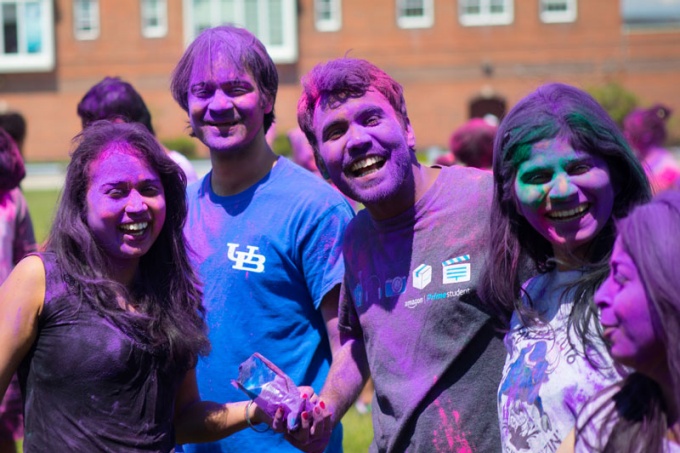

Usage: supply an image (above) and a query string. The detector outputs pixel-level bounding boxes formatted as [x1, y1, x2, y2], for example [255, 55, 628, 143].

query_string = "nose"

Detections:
[209, 89, 234, 112]
[346, 124, 371, 152]
[125, 190, 148, 214]
[548, 172, 577, 201]
[594, 280, 610, 311]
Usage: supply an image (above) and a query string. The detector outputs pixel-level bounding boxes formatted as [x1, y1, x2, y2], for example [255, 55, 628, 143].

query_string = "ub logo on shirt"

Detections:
[226, 243, 266, 273]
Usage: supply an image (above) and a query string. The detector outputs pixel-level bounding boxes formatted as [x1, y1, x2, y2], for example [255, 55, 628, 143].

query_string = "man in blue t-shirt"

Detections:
[169, 26, 353, 453]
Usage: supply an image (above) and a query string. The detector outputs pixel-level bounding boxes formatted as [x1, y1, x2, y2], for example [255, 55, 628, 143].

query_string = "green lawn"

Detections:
[23, 188, 61, 244]
[342, 405, 374, 452]
[21, 188, 374, 452]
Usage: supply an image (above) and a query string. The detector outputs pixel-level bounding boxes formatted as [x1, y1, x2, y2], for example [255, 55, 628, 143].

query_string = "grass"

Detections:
[20, 187, 374, 452]
[23, 188, 60, 244]
[342, 405, 374, 453]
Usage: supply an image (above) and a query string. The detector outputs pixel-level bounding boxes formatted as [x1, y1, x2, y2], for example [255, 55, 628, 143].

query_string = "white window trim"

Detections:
[73, 0, 100, 40]
[0, 0, 55, 73]
[397, 0, 434, 29]
[141, 0, 168, 38]
[539, 0, 576, 23]
[182, 0, 298, 64]
[459, 0, 514, 27]
[315, 0, 341, 32]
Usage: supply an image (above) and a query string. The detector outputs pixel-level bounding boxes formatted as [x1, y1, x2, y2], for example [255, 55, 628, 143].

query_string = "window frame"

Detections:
[182, 0, 298, 64]
[73, 0, 100, 41]
[141, 0, 168, 38]
[314, 0, 341, 32]
[458, 0, 514, 27]
[396, 0, 434, 29]
[0, 0, 55, 73]
[539, 0, 577, 24]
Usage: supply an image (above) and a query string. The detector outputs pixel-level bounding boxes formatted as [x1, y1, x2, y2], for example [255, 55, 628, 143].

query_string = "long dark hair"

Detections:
[46, 121, 209, 372]
[579, 191, 680, 452]
[479, 83, 651, 349]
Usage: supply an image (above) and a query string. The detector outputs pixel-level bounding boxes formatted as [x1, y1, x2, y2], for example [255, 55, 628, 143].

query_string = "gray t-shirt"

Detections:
[339, 165, 505, 452]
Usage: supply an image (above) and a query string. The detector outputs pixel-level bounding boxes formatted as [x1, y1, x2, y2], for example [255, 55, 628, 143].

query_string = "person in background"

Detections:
[623, 104, 680, 194]
[0, 112, 27, 157]
[479, 82, 651, 452]
[446, 117, 497, 170]
[556, 191, 680, 452]
[77, 76, 199, 184]
[0, 128, 36, 453]
[0, 121, 276, 452]
[170, 26, 353, 453]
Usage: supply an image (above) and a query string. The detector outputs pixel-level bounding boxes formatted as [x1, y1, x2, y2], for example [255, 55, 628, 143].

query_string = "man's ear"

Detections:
[405, 120, 416, 150]
[261, 95, 274, 114]
[314, 150, 331, 180]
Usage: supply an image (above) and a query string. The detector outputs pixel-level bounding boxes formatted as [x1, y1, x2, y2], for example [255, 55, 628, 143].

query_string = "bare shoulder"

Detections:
[0, 255, 46, 314]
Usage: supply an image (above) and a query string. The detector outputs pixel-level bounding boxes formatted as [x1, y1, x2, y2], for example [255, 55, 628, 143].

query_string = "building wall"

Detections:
[1, 0, 679, 161]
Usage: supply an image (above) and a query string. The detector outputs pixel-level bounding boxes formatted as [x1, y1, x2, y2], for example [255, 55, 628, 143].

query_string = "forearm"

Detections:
[174, 400, 262, 444]
[320, 336, 370, 426]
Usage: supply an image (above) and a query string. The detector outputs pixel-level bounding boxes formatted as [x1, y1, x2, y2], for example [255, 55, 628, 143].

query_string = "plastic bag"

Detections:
[232, 352, 312, 430]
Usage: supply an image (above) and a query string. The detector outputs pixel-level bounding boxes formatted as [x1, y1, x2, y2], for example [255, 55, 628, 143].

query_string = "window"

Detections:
[73, 0, 99, 40]
[397, 0, 433, 29]
[459, 0, 513, 26]
[314, 0, 341, 32]
[540, 0, 576, 23]
[183, 0, 297, 63]
[141, 0, 168, 38]
[622, 0, 680, 30]
[0, 0, 54, 73]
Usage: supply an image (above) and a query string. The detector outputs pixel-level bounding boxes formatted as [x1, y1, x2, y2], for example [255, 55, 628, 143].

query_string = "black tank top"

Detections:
[18, 252, 181, 452]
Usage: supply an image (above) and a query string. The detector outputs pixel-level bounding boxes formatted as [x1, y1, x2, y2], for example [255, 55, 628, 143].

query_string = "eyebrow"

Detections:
[321, 105, 384, 139]
[100, 177, 162, 187]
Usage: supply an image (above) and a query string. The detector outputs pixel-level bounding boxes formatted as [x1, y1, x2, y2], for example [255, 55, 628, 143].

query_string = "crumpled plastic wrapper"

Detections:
[232, 352, 312, 430]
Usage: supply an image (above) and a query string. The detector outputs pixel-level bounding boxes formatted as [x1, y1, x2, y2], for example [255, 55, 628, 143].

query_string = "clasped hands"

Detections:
[268, 386, 333, 453]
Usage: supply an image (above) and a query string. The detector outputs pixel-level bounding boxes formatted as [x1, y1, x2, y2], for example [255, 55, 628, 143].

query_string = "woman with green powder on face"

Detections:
[479, 83, 651, 452]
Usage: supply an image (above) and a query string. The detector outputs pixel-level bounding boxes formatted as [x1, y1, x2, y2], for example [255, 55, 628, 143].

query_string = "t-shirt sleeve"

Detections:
[574, 385, 620, 452]
[300, 201, 354, 309]
[12, 189, 37, 264]
[337, 273, 362, 338]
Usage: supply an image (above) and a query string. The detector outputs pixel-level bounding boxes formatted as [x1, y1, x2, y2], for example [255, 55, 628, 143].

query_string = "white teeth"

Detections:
[120, 222, 148, 233]
[548, 204, 588, 219]
[350, 156, 384, 173]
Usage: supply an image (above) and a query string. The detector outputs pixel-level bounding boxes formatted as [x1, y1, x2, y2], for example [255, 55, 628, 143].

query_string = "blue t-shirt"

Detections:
[181, 157, 353, 453]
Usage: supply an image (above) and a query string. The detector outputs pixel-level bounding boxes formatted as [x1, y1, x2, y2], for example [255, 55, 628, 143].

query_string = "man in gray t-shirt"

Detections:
[284, 57, 505, 452]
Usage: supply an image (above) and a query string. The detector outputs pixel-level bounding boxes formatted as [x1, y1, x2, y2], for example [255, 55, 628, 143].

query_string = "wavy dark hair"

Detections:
[170, 25, 278, 133]
[45, 121, 209, 371]
[479, 83, 651, 348]
[578, 190, 680, 452]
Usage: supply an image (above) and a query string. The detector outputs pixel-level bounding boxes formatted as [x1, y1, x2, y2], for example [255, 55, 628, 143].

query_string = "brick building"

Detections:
[1, 0, 679, 161]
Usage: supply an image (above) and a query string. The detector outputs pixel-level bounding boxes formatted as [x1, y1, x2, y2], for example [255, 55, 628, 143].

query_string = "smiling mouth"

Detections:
[347, 156, 386, 178]
[546, 203, 590, 221]
[119, 222, 149, 237]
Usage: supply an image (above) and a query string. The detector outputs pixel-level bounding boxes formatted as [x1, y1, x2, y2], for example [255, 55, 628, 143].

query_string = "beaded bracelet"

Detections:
[246, 400, 270, 433]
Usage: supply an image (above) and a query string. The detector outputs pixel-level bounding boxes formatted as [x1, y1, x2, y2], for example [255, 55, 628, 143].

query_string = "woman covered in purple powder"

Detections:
[0, 121, 274, 452]
[480, 82, 651, 452]
[554, 188, 680, 452]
